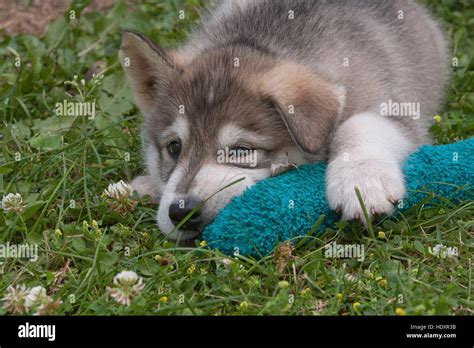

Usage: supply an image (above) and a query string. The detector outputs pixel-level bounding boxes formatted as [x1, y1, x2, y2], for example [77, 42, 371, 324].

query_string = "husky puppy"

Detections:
[120, 0, 450, 242]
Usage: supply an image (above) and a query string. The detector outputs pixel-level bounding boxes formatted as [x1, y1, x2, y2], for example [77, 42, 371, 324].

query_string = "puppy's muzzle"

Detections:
[168, 197, 202, 230]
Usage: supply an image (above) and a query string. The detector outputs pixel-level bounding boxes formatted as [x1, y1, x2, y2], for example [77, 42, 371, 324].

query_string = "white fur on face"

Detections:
[156, 166, 198, 241]
[189, 164, 271, 223]
[157, 162, 271, 241]
[156, 120, 309, 241]
[217, 123, 273, 149]
[145, 143, 161, 190]
[326, 112, 415, 222]
[188, 163, 271, 222]
[134, 117, 190, 205]
[162, 116, 189, 143]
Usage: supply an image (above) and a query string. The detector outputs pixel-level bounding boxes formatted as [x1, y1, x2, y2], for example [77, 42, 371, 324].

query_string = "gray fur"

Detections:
[182, 0, 450, 143]
[120, 0, 450, 240]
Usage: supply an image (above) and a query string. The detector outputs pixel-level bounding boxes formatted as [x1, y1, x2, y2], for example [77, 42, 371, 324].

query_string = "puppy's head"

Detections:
[120, 31, 343, 242]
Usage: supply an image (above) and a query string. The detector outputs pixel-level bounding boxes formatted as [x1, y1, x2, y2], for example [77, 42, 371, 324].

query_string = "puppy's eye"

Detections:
[231, 146, 252, 153]
[167, 140, 182, 158]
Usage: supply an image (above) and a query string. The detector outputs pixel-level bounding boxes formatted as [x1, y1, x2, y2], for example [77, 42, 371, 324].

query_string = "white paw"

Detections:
[130, 175, 160, 204]
[325, 158, 405, 222]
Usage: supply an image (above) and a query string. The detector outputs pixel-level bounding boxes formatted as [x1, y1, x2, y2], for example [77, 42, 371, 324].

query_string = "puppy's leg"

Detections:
[130, 175, 160, 204]
[326, 112, 416, 222]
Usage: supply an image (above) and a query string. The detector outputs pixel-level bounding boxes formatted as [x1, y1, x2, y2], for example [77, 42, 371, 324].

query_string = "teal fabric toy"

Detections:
[202, 138, 474, 257]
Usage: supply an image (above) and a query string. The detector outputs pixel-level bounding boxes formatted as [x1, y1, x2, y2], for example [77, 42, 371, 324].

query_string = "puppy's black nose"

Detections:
[168, 199, 202, 229]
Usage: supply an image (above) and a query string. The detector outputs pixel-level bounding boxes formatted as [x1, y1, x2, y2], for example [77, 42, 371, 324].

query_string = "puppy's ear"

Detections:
[259, 62, 344, 154]
[119, 30, 182, 116]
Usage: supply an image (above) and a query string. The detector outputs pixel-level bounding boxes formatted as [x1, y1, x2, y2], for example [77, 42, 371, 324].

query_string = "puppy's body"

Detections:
[121, 0, 450, 241]
[184, 0, 449, 135]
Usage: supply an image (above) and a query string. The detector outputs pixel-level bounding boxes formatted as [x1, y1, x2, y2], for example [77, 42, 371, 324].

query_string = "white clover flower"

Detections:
[428, 244, 458, 259]
[2, 284, 29, 314]
[5, 285, 61, 315]
[2, 193, 25, 214]
[222, 258, 232, 267]
[103, 180, 133, 200]
[106, 271, 145, 306]
[24, 286, 49, 310]
[92, 73, 104, 86]
[102, 180, 137, 216]
[113, 271, 142, 286]
[344, 273, 358, 282]
[33, 298, 62, 316]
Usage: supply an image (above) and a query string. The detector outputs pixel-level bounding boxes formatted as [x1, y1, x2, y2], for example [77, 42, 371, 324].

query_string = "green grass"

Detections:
[0, 0, 473, 315]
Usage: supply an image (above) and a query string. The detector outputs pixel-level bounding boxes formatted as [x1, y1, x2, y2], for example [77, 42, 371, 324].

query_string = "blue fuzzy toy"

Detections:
[202, 138, 474, 257]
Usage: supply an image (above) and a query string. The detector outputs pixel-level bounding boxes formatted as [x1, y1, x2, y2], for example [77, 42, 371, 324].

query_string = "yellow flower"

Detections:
[378, 231, 386, 239]
[154, 255, 162, 262]
[364, 270, 374, 279]
[92, 220, 99, 230]
[159, 296, 168, 304]
[187, 264, 196, 274]
[199, 240, 207, 247]
[433, 115, 441, 123]
[54, 228, 62, 236]
[163, 241, 174, 248]
[378, 278, 388, 287]
[299, 288, 312, 297]
[336, 293, 343, 301]
[239, 301, 249, 310]
[278, 280, 290, 289]
[353, 302, 361, 312]
[395, 307, 406, 316]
